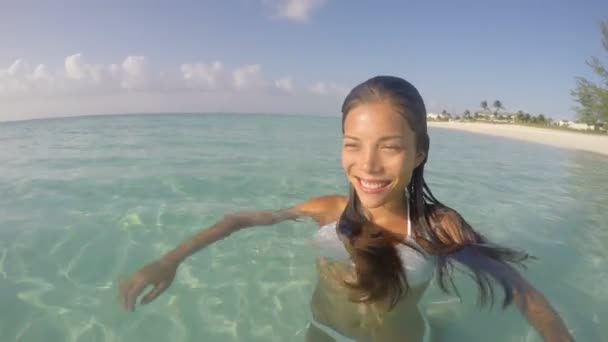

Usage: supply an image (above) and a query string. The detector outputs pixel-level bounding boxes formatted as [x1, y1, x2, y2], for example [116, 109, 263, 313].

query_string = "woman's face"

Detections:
[341, 101, 425, 211]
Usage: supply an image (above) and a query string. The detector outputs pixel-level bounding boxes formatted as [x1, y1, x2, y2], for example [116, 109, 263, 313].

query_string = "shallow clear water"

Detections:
[0, 113, 606, 341]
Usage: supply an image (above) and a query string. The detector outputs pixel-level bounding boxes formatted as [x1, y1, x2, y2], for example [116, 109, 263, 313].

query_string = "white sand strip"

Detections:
[428, 122, 608, 156]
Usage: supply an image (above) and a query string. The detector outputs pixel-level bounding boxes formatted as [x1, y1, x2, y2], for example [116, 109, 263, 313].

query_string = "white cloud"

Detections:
[271, 0, 326, 22]
[64, 54, 86, 80]
[8, 59, 26, 76]
[62, 53, 119, 88]
[32, 64, 51, 81]
[0, 54, 304, 99]
[119, 56, 150, 90]
[181, 61, 227, 89]
[233, 64, 266, 90]
[180, 62, 293, 94]
[310, 81, 347, 98]
[0, 54, 345, 121]
[63, 53, 155, 92]
[1, 54, 163, 98]
[274, 77, 294, 93]
[0, 60, 44, 98]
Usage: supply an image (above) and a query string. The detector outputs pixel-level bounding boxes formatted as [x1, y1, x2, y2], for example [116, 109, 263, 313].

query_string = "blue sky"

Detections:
[1, 0, 607, 122]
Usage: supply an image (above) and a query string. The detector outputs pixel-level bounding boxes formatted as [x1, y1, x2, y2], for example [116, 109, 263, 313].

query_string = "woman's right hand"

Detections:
[118, 258, 179, 312]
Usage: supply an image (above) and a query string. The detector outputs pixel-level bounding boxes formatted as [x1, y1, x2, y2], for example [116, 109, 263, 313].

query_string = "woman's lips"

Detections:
[356, 177, 391, 194]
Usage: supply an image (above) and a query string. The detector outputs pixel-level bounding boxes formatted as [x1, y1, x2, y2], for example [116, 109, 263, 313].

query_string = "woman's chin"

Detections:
[356, 195, 389, 209]
[354, 185, 404, 210]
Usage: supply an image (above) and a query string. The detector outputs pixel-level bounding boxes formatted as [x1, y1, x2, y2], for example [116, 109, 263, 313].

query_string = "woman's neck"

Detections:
[364, 196, 409, 225]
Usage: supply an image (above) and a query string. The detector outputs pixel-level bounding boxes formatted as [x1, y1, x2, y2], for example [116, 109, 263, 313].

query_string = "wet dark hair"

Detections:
[337, 75, 532, 310]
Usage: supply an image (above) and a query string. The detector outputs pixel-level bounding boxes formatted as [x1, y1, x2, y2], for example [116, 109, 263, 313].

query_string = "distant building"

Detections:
[476, 111, 493, 118]
[427, 112, 440, 120]
[557, 120, 593, 130]
[427, 112, 448, 120]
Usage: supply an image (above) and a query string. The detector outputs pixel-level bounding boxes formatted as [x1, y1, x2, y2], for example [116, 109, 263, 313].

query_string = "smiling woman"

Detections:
[118, 76, 575, 342]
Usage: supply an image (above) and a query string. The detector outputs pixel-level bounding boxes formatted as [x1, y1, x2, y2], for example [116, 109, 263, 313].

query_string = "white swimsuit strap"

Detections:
[406, 192, 412, 238]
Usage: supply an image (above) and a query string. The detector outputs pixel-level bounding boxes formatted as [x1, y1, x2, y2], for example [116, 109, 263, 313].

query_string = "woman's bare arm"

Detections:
[434, 209, 574, 341]
[118, 195, 345, 311]
[161, 208, 303, 264]
[507, 265, 574, 341]
[162, 194, 346, 264]
[449, 247, 574, 341]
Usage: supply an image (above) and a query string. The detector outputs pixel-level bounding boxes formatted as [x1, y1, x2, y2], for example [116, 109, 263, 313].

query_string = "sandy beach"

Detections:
[428, 121, 608, 157]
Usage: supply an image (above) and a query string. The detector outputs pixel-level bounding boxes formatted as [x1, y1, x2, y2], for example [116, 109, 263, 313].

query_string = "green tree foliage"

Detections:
[492, 100, 504, 115]
[480, 100, 489, 113]
[572, 20, 608, 125]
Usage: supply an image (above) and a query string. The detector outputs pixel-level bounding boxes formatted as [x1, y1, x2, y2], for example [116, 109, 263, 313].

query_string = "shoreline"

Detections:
[428, 121, 608, 157]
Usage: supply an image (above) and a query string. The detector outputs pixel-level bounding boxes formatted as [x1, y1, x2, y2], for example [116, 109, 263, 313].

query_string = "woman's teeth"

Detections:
[358, 178, 391, 192]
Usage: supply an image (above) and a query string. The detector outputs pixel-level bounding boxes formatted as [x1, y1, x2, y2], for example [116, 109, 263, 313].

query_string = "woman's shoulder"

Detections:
[290, 194, 348, 226]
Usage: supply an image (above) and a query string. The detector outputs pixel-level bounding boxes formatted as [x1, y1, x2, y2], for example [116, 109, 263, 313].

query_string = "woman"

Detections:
[118, 76, 574, 341]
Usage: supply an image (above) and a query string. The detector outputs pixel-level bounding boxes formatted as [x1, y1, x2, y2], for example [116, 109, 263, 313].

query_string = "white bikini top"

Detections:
[310, 202, 437, 288]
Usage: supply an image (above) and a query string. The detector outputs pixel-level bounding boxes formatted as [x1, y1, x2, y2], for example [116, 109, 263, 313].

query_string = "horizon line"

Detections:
[0, 111, 343, 124]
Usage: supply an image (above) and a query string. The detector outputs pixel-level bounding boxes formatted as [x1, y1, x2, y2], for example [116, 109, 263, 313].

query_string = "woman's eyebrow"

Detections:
[379, 135, 404, 141]
[343, 135, 404, 141]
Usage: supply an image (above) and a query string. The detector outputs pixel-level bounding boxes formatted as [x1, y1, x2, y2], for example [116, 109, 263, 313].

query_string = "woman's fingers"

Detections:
[118, 276, 164, 311]
[126, 281, 148, 312]
[117, 260, 177, 311]
[118, 278, 133, 310]
[140, 281, 169, 305]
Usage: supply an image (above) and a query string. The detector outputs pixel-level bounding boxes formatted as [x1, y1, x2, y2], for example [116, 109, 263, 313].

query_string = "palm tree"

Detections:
[480, 100, 489, 113]
[492, 100, 504, 116]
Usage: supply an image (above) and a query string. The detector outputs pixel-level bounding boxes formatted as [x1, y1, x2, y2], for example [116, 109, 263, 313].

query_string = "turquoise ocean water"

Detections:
[0, 113, 606, 341]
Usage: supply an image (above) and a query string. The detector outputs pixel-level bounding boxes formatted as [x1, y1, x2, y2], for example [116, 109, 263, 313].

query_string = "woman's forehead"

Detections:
[343, 103, 413, 137]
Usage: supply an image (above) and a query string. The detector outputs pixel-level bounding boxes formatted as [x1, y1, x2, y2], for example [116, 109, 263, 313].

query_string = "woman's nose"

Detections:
[360, 149, 382, 174]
